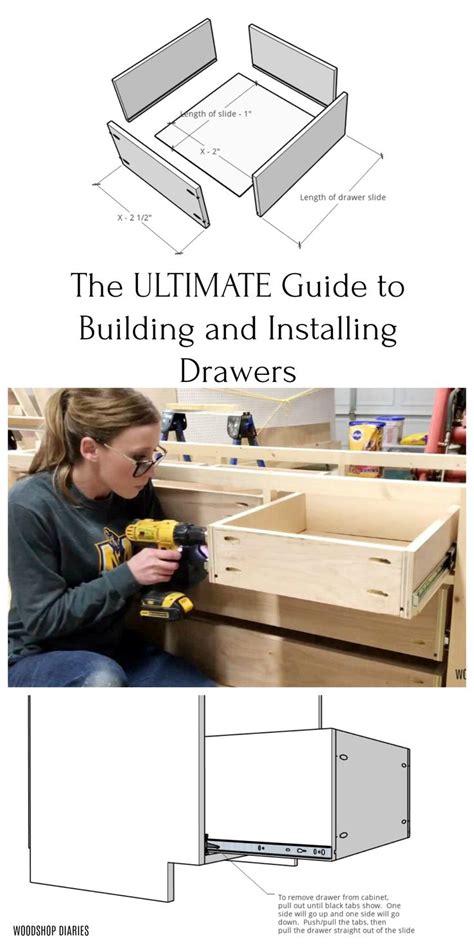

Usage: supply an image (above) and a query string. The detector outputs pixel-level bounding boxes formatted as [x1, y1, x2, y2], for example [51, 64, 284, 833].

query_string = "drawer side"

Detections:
[209, 526, 406, 615]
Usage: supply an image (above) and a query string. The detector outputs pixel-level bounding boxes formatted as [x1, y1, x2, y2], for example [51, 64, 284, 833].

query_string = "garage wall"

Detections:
[335, 388, 436, 446]
[174, 388, 336, 442]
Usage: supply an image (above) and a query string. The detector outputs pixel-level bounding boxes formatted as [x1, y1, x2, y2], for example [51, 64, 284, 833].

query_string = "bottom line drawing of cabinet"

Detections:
[27, 693, 410, 902]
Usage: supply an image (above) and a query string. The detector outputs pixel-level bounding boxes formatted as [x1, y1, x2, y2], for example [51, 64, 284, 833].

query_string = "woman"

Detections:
[8, 388, 215, 687]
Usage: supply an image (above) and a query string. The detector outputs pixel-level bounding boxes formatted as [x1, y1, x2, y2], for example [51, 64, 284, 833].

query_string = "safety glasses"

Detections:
[95, 440, 168, 477]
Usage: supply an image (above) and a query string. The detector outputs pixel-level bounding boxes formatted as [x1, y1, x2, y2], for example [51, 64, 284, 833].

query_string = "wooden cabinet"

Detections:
[164, 616, 443, 687]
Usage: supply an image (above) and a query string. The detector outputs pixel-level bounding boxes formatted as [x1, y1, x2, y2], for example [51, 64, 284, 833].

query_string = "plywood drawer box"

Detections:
[208, 491, 459, 619]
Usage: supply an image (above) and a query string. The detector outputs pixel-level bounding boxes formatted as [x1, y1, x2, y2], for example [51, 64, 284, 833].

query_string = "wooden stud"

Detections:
[165, 403, 241, 412]
[160, 441, 467, 472]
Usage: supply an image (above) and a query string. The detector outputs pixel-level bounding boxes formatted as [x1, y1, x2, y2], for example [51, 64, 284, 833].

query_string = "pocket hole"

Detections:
[339, 754, 348, 761]
[112, 134, 121, 141]
[224, 536, 240, 543]
[122, 158, 130, 165]
[339, 832, 348, 839]
[235, 502, 250, 508]
[225, 566, 241, 572]
[367, 589, 389, 597]
[193, 213, 202, 220]
[369, 557, 391, 564]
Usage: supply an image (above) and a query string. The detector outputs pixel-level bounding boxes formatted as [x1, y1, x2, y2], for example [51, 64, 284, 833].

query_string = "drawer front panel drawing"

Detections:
[112, 18, 217, 120]
[249, 24, 338, 105]
[108, 122, 210, 226]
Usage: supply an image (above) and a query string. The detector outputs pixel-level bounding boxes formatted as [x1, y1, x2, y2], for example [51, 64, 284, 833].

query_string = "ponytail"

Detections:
[28, 388, 160, 502]
[29, 390, 74, 499]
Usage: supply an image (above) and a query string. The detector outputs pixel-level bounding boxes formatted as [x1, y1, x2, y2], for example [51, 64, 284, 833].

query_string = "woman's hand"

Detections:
[127, 548, 182, 585]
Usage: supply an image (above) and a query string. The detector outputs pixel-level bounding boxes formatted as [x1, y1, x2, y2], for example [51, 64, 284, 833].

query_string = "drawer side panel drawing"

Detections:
[252, 92, 348, 216]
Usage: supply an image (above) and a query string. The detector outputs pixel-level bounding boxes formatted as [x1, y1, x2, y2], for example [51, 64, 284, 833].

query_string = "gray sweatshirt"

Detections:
[8, 472, 206, 663]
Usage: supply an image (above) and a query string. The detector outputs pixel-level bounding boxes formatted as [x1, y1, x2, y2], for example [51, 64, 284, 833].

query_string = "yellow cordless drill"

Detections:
[125, 519, 208, 620]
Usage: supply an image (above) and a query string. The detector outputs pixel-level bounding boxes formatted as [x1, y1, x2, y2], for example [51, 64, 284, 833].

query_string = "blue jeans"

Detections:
[8, 644, 216, 688]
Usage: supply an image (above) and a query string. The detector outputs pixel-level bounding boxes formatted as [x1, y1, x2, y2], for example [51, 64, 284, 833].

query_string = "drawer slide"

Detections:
[412, 544, 456, 611]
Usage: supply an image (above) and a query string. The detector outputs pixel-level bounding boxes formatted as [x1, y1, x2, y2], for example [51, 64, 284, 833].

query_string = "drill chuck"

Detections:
[173, 523, 207, 547]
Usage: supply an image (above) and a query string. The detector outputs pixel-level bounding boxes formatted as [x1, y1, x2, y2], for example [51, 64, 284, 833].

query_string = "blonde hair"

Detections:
[29, 388, 160, 502]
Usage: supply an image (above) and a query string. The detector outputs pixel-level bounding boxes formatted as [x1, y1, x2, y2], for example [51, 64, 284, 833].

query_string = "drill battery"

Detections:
[140, 590, 194, 621]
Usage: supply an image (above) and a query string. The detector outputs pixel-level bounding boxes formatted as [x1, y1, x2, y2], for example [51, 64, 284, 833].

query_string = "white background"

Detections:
[1, 689, 472, 945]
[2, 0, 471, 386]
[2, 0, 471, 944]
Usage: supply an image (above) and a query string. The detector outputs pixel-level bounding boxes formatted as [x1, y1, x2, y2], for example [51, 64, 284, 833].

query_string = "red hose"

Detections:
[451, 426, 466, 446]
[419, 388, 452, 481]
[425, 388, 453, 454]
[420, 389, 465, 481]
